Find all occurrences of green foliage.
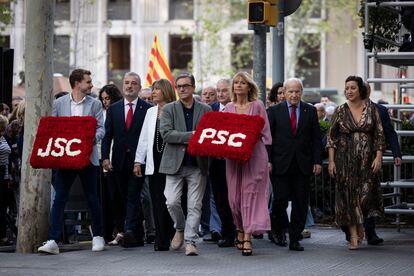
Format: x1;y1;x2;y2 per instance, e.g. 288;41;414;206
358;0;400;51
319;120;331;136
0;2;13;32
286;0;358;80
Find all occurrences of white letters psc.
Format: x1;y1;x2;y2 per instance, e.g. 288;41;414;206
198;128;246;148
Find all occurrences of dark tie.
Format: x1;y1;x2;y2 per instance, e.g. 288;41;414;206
290;105;297;135
126;103;133;130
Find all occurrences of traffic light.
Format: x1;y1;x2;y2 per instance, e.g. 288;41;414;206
248;0;279;27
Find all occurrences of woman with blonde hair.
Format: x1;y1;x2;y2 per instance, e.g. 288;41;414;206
225;71;272;256
134;79;176;251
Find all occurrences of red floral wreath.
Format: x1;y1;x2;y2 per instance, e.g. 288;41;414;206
188;112;264;161
30;116;97;170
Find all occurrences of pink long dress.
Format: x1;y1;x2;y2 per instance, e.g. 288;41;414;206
225;100;272;234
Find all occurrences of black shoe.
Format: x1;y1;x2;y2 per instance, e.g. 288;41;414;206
274;232;287;247
217;238;234;248
289;241;304;251
268;231;275;242
252;234;263;239
120;231;144;248
154;244;169;251
146;234;155;244
367;234;384;245
203;231;222;242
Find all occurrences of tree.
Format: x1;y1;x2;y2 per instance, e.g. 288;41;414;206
16;0;54;253
285;0;358;86
184;0;251;85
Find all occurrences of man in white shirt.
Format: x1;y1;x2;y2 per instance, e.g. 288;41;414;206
38;69;105;254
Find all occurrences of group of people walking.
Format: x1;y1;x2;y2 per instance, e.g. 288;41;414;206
33;68;398;256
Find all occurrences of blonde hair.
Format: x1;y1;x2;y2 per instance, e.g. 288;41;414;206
153;79;177;103
230;71;258;102
0;114;9;132
16;101;25;121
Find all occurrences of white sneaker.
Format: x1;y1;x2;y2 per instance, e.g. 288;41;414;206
38;240;59;254
108;233;123;246
92;236;105;252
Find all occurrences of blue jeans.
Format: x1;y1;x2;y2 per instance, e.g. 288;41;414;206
48;164;103;241
305;207;314;228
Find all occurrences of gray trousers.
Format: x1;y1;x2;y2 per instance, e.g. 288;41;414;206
164;166;206;243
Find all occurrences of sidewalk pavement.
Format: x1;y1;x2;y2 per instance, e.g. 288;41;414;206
1;226;414;276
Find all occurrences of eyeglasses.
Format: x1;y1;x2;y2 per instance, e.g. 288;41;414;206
176;84;193;90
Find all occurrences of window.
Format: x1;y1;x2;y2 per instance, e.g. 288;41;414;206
295;34;321;88
107;0;131;20
55;0;70;21
108;36;130;87
169;0;193;20
169;35;192;70
0;36;10;48
53;35;70;76
231;34;253;73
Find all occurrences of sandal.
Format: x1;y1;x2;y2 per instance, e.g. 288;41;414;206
235;230;244;250
242;240;253;256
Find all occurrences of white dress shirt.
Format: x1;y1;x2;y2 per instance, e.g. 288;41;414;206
124;98;138;121
70;93;87;116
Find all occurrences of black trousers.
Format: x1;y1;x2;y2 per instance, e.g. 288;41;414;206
110;154;145;240
0;166;7;239
210;158;235;240
148;172;175;248
271;159;310;242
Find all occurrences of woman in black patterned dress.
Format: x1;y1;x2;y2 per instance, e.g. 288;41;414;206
327;76;385;250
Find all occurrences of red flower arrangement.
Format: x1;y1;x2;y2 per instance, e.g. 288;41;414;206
188;112;264;161
30;116;97;170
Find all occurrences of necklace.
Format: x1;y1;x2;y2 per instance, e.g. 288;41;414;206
155;122;165;153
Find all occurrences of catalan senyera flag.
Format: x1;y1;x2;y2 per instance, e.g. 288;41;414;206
145;34;175;89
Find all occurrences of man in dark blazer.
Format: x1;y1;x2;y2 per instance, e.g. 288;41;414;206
267;78;322;251
159;72;211;256
102;72;151;247
208;78;236;247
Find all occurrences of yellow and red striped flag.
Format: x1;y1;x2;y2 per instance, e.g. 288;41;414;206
145;34;175;89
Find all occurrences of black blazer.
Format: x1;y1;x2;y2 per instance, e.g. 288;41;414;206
210;102;220;112
374;102;402;158
102;99;152;171
267;100;322;176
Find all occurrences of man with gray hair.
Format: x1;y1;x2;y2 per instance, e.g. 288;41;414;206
201;86;217;105
314;103;327;121
267;78;322;251
102;72;152;247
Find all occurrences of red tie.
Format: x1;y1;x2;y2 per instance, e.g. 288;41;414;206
126;103;133;130
290;105;297;135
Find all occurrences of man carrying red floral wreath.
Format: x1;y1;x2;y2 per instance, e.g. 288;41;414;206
38;69;105;254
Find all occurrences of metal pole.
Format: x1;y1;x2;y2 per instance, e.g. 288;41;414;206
364;0;369;80
272;0;285;85
252;24;268;104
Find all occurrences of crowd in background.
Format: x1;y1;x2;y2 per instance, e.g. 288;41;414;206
0;69;405;256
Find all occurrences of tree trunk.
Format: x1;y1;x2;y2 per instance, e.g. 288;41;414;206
16;0;54;253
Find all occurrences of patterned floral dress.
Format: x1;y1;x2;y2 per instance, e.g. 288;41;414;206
327;101;385;226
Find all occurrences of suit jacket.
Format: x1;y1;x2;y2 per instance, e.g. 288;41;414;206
159;100;211;175
267;100;322;176
374;101;402;158
101;98;151;171
134;105;159;175
52;94;104;166
210;102;220;112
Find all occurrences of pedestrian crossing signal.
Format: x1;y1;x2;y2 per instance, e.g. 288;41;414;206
248;0;278;27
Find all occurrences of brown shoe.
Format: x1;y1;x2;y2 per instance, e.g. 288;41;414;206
185;243;198;256
171;231;184;250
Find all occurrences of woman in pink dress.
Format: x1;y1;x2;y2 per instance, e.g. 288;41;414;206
225;71;272;256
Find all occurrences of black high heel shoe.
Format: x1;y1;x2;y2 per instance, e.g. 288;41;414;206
235;230;244;250
242;240;252;256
